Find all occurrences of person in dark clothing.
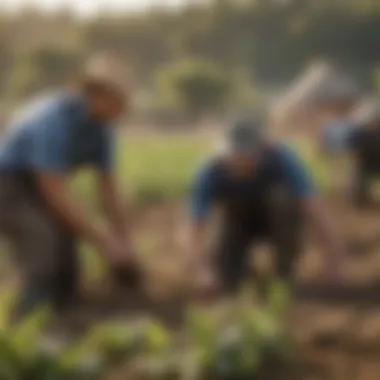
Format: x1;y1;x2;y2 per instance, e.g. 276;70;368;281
0;53;140;320
322;99;380;207
185;118;346;294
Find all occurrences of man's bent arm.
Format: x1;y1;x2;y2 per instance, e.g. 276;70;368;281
185;161;215;267
98;172;129;237
302;196;345;269
36;172;105;246
280;144;345;272
184;218;210;268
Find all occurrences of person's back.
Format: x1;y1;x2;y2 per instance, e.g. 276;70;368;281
193;143;308;229
0;93;68;170
0;91;113;176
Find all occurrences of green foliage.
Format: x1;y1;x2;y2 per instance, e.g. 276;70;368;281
155;59;231;120
71;133;211;209
184;284;293;379
1;0;380;108
6;47;81;100
0;284;294;380
6;60;42;101
71;134;319;210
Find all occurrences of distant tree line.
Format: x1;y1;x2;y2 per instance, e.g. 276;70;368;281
0;0;379;123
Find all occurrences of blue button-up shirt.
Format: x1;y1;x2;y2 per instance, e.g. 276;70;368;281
0;91;114;173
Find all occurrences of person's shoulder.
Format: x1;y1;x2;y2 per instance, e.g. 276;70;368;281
264;142;308;177
322;118;356;136
268;142;299;163
29;91;85;119
194;155;223;180
269;142;314;193
323;118;358;147
57;91;87;116
10;91;77;127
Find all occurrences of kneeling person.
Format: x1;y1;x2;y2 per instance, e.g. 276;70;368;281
187;118;344;294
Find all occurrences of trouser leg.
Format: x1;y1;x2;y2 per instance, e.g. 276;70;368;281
352;163;372;208
0;174;79;321
268;189;303;287
10;216;64;321
54;231;78;311
13;230;78;321
213;226;252;294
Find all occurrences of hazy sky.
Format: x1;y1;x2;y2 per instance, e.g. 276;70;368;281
0;0;190;15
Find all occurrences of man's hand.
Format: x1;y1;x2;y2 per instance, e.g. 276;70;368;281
95;230;125;265
96;231;142;288
111;260;143;289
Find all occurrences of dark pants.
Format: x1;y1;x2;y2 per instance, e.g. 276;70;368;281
350;128;380;207
213;190;302;294
352;163;379;207
0;173;78;321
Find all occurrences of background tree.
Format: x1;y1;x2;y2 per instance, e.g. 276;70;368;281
1;0;380;122
156;59;231;121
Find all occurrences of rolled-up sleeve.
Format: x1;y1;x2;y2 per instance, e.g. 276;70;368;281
277;145;315;199
96;129;115;172
189;161;216;221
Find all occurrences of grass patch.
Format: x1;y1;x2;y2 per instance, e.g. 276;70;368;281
71;133;212;210
72;133;327;210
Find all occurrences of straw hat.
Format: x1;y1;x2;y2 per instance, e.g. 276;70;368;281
83;52;130;94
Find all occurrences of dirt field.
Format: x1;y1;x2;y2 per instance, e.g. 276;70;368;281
45;194;380;380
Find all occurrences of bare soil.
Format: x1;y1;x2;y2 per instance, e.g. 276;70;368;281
44;198;380;379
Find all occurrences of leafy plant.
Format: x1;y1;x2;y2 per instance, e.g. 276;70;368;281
0;283;294;380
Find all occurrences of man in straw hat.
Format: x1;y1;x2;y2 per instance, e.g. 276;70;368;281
0;53;140;320
184;116;346;295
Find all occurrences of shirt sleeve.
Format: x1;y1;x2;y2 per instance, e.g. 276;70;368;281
277;145;315;198
96;129;115;172
321;121;354;153
30;105;70;173
189;161;216;221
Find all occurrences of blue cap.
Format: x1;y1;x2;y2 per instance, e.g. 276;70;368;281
223;116;264;155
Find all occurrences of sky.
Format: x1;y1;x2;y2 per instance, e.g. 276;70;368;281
0;0;191;16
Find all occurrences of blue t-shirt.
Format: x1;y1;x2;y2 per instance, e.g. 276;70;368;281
190;144;314;221
0;92;114;173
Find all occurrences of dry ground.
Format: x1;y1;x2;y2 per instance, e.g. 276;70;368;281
43;195;380;380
